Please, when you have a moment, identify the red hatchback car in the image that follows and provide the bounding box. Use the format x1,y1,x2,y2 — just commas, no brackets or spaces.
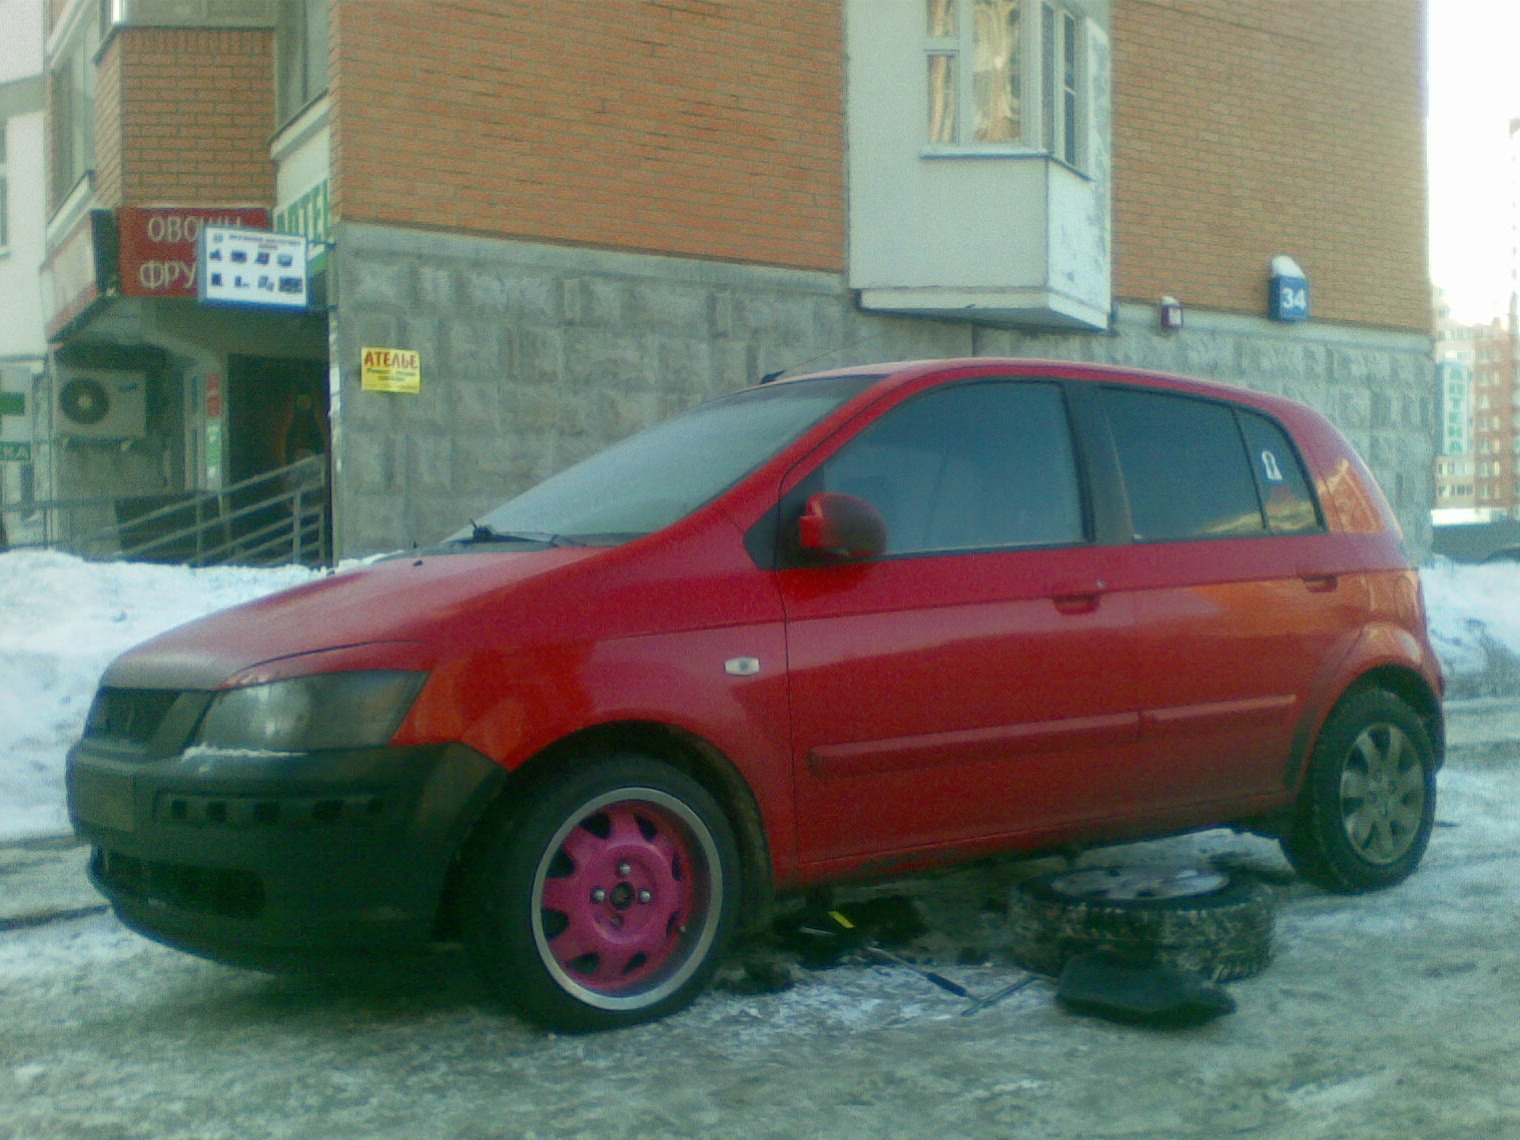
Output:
67,359,1443,1030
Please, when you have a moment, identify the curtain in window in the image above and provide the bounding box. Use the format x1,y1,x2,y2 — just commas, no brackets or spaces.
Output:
927,0,956,143
971,0,1020,143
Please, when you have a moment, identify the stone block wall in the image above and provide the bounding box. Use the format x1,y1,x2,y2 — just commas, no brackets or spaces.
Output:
332,224,1435,559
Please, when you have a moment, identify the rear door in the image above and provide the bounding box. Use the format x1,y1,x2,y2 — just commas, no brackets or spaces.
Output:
777,377,1143,870
1096,386,1355,808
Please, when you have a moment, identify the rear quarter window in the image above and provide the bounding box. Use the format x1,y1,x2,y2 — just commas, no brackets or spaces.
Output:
1238,410,1322,535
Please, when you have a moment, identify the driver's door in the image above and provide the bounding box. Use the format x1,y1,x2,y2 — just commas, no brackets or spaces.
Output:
777,379,1142,870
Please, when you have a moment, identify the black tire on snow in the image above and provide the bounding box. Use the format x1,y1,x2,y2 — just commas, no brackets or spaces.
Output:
1280,688,1437,894
1007,867,1275,982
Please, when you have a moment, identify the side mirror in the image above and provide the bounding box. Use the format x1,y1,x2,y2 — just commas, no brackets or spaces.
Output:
797,492,887,561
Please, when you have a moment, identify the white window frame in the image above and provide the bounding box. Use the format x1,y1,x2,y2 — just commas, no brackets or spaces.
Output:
923,0,1087,170
275,0,330,128
47,7,100,212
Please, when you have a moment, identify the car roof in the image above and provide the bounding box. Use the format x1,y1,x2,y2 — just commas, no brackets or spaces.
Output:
780,357,1310,418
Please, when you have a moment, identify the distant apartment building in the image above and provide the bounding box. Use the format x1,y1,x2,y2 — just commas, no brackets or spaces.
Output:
1434,283,1519,521
30,0,1435,560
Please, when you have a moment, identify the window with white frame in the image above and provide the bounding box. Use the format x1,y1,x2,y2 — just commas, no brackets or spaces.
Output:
925,0,1086,167
47,10,99,210
276,0,330,126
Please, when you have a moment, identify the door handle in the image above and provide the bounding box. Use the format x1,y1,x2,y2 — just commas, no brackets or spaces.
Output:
1298,567,1339,593
1049,578,1105,615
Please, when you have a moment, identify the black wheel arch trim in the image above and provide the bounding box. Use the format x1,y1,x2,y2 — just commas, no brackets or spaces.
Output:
440,719,777,940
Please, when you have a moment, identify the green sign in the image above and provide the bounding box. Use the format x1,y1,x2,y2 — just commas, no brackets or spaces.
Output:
0,441,32,462
273,181,331,274
0,392,22,417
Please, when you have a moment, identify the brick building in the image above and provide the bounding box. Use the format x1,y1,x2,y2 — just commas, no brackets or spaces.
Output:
32,0,1435,560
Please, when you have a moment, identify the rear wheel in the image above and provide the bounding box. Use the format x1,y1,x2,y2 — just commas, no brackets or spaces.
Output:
462,755,740,1031
1281,689,1436,893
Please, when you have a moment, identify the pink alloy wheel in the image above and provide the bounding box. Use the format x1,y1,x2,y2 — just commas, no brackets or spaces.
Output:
532,789,719,1005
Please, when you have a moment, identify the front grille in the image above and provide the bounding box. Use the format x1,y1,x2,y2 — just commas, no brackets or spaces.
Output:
156,791,389,828
85,688,183,745
94,847,265,919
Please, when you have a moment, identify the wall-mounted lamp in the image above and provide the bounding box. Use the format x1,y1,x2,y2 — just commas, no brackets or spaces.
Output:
1159,296,1184,331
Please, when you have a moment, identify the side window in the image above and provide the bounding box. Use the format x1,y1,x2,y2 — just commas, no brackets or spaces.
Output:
1103,388,1265,542
814,380,1085,555
1239,411,1323,534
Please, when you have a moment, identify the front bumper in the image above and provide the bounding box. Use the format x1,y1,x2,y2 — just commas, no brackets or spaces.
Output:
67,728,508,969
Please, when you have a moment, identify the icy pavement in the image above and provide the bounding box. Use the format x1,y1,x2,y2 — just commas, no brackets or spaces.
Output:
2,705,1518,1138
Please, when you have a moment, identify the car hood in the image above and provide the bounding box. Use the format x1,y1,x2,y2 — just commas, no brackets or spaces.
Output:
100,547,604,690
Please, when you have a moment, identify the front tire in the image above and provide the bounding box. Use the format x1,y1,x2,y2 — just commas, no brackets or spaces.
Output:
462,755,740,1031
1280,689,1436,893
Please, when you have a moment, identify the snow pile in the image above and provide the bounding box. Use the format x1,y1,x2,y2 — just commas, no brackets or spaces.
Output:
1420,559,1520,697
1,550,1517,841
0,551,318,839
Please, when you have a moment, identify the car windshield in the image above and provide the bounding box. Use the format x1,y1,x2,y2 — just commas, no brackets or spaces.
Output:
445,374,878,547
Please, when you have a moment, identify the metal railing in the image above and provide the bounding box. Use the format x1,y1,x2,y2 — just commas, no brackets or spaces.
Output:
1,457,329,567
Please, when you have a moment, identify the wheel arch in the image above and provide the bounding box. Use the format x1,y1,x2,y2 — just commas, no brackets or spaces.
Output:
437,720,776,940
1327,666,1445,769
1284,661,1442,796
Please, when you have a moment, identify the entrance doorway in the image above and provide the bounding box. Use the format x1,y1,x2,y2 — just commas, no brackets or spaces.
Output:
226,355,329,562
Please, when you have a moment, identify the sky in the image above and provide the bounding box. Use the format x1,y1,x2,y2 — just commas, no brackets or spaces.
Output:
1427,0,1520,323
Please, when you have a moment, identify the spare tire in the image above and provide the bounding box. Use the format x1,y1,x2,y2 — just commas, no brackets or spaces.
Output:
1007,865,1275,982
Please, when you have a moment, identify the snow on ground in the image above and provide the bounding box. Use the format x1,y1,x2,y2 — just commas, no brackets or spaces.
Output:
0,549,1517,841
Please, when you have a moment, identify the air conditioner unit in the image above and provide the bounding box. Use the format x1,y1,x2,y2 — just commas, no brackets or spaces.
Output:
55,372,147,439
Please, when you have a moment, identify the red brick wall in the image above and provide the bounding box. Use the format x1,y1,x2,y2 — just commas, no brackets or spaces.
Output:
94,27,275,208
329,0,844,271
1112,0,1429,330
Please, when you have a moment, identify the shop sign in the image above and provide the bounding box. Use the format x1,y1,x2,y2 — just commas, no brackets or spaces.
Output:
198,227,310,309
273,181,330,273
205,420,224,489
117,207,269,298
1,388,27,463
361,347,421,394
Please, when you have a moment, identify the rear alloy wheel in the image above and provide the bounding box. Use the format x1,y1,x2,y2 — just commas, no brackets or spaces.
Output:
463,756,739,1032
1281,689,1436,893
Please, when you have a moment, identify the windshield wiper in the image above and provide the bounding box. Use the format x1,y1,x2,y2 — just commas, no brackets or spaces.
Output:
456,522,584,547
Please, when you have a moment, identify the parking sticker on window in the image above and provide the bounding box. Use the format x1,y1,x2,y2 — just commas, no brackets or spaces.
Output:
1260,450,1284,482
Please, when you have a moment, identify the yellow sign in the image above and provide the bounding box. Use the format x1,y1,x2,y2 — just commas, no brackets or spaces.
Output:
361,347,421,394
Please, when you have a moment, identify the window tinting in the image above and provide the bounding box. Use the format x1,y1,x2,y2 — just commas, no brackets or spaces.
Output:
1104,388,1265,542
817,380,1084,555
1239,411,1321,534
462,374,875,544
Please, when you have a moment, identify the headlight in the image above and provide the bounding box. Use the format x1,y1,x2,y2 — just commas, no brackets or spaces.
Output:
197,671,428,752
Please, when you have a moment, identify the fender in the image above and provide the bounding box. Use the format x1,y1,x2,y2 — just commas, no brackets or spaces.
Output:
394,622,800,884
1283,616,1442,793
